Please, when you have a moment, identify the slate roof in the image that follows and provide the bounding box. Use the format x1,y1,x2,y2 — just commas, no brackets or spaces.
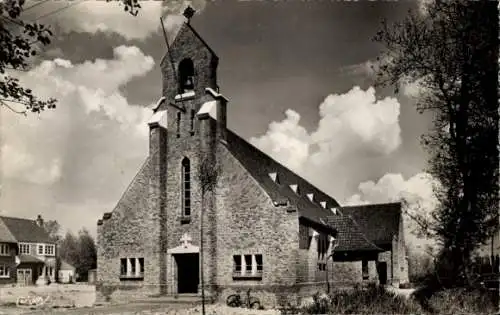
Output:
326,213,382,252
0,218,18,243
0,216,52,243
340,202,402,246
225,129,340,229
60,260,76,271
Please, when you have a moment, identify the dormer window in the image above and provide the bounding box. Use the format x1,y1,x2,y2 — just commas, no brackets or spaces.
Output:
178,58,195,94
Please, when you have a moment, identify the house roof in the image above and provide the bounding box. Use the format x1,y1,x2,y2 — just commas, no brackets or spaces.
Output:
160,22,218,70
60,260,75,270
225,129,340,230
0,218,18,243
339,202,402,246
326,213,382,252
18,254,45,264
0,216,52,243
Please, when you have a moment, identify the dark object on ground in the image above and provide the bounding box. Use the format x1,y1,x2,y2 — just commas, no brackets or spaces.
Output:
226,289,261,309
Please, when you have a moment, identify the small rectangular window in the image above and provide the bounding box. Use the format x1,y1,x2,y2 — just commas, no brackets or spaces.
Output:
120,258,127,276
38,245,44,255
0,244,9,256
176,112,181,137
362,260,369,280
190,109,195,135
138,258,144,275
255,254,263,274
233,255,242,275
244,255,252,273
130,258,136,275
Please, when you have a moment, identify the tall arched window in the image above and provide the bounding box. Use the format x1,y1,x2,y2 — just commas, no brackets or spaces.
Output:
182,158,191,217
178,58,194,94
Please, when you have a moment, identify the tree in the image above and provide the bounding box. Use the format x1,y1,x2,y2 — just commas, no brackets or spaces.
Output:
43,220,62,243
0,0,140,115
374,0,498,287
58,229,97,282
59,231,79,277
76,228,97,282
198,152,220,315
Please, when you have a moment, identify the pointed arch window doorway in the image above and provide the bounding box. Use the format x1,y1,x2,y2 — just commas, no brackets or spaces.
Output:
182,158,191,217
178,58,195,94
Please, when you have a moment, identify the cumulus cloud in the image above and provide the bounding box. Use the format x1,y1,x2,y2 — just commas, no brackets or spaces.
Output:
23,0,206,40
0,45,155,235
250,86,401,172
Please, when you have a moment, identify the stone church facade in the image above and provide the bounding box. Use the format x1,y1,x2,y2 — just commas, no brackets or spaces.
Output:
96,17,408,307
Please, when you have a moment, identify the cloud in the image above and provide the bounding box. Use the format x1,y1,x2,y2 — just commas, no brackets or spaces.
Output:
23,0,206,41
250,86,401,172
0,45,155,236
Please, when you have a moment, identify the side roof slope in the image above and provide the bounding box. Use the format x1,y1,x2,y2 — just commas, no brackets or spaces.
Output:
0,216,51,243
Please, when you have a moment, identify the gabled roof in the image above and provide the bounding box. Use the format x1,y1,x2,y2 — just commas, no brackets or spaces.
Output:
60,260,75,270
0,218,18,243
160,22,218,69
340,202,402,246
326,213,382,252
0,216,52,243
225,129,340,228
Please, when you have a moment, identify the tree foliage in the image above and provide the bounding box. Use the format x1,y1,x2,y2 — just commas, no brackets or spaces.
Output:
374,0,499,287
0,0,140,115
43,219,62,243
59,229,97,282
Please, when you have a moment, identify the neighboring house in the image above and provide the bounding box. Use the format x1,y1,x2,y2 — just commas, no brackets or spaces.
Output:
96,13,409,307
331,203,409,286
0,215,57,286
58,260,76,283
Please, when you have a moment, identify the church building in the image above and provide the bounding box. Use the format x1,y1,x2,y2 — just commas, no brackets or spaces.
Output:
96,10,408,307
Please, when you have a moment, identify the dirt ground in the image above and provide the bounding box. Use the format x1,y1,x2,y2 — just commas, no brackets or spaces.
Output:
0,303,281,315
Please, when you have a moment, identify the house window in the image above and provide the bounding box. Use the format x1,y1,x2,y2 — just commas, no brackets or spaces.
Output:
19,243,30,255
44,245,55,256
233,254,263,279
317,263,326,271
0,244,9,256
182,158,191,217
178,58,195,94
138,258,144,275
120,258,127,276
176,112,181,137
317,233,328,260
190,109,195,135
299,225,309,250
244,255,252,273
255,254,263,275
233,256,242,274
0,265,10,278
38,245,44,255
120,257,144,280
362,260,369,280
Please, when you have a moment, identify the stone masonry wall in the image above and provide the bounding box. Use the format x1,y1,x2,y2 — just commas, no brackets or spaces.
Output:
96,125,166,302
214,142,301,308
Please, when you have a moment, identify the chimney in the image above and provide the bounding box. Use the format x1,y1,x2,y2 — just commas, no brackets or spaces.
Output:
36,215,44,227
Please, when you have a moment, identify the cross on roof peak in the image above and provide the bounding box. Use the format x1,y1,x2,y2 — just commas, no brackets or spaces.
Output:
180,233,192,247
183,6,196,23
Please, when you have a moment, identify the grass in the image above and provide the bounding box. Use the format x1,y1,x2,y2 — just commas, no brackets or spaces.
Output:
300,284,498,314
302,285,424,314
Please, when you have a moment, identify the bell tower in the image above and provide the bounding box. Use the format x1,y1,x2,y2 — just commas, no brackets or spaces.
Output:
159,7,219,111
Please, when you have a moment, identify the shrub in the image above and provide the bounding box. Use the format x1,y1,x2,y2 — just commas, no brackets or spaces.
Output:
427,288,498,314
301,285,424,314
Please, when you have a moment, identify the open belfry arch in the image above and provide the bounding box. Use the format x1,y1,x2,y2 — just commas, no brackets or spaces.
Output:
96,6,409,307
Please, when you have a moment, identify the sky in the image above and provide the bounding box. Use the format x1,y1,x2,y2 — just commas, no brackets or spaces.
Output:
0,0,438,250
